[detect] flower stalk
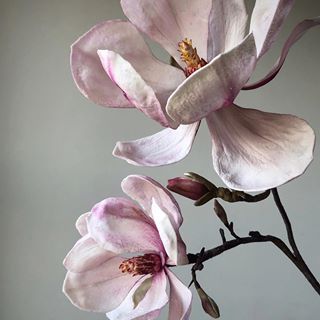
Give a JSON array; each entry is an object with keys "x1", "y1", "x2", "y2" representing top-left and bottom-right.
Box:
[{"x1": 187, "y1": 190, "x2": 320, "y2": 296}]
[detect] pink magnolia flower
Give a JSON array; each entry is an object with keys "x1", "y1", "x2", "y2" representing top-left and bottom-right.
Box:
[
  {"x1": 71, "y1": 0, "x2": 319, "y2": 191},
  {"x1": 63, "y1": 175, "x2": 192, "y2": 320}
]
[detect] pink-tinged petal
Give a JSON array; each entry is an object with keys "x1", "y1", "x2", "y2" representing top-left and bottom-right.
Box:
[
  {"x1": 98, "y1": 50, "x2": 176, "y2": 128},
  {"x1": 106, "y1": 272, "x2": 168, "y2": 320},
  {"x1": 151, "y1": 200, "x2": 188, "y2": 266},
  {"x1": 63, "y1": 234, "x2": 116, "y2": 273},
  {"x1": 72, "y1": 20, "x2": 184, "y2": 114},
  {"x1": 207, "y1": 0, "x2": 248, "y2": 60},
  {"x1": 121, "y1": 0, "x2": 212, "y2": 64},
  {"x1": 166, "y1": 34, "x2": 257, "y2": 124},
  {"x1": 87, "y1": 197, "x2": 163, "y2": 254},
  {"x1": 250, "y1": 0, "x2": 294, "y2": 58},
  {"x1": 133, "y1": 310, "x2": 161, "y2": 320},
  {"x1": 166, "y1": 268, "x2": 192, "y2": 320},
  {"x1": 121, "y1": 175, "x2": 183, "y2": 228},
  {"x1": 113, "y1": 122, "x2": 200, "y2": 166},
  {"x1": 63, "y1": 256, "x2": 143, "y2": 312},
  {"x1": 244, "y1": 17, "x2": 320, "y2": 90},
  {"x1": 71, "y1": 20, "x2": 133, "y2": 108},
  {"x1": 75, "y1": 212, "x2": 90, "y2": 236},
  {"x1": 206, "y1": 104, "x2": 315, "y2": 192}
]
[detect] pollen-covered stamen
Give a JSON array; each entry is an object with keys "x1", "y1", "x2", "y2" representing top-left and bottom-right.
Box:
[
  {"x1": 119, "y1": 253, "x2": 162, "y2": 276},
  {"x1": 178, "y1": 38, "x2": 207, "y2": 77}
]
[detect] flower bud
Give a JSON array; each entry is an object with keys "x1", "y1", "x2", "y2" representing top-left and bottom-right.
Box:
[
  {"x1": 167, "y1": 177, "x2": 209, "y2": 200},
  {"x1": 213, "y1": 200, "x2": 229, "y2": 226},
  {"x1": 196, "y1": 285, "x2": 220, "y2": 318}
]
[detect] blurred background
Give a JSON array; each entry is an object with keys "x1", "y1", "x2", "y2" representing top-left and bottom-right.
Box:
[{"x1": 1, "y1": 0, "x2": 320, "y2": 319}]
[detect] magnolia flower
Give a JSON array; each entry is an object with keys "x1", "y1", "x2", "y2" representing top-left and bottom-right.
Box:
[
  {"x1": 71, "y1": 0, "x2": 319, "y2": 191},
  {"x1": 63, "y1": 175, "x2": 192, "y2": 320}
]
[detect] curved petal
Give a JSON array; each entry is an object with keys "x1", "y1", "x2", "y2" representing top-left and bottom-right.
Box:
[
  {"x1": 121, "y1": 0, "x2": 213, "y2": 64},
  {"x1": 88, "y1": 197, "x2": 164, "y2": 254},
  {"x1": 151, "y1": 200, "x2": 187, "y2": 266},
  {"x1": 207, "y1": 0, "x2": 248, "y2": 61},
  {"x1": 206, "y1": 104, "x2": 315, "y2": 191},
  {"x1": 244, "y1": 17, "x2": 320, "y2": 90},
  {"x1": 63, "y1": 256, "x2": 143, "y2": 312},
  {"x1": 113, "y1": 122, "x2": 200, "y2": 166},
  {"x1": 166, "y1": 268, "x2": 192, "y2": 320},
  {"x1": 75, "y1": 212, "x2": 90, "y2": 236},
  {"x1": 166, "y1": 34, "x2": 257, "y2": 124},
  {"x1": 121, "y1": 175, "x2": 182, "y2": 228},
  {"x1": 63, "y1": 234, "x2": 116, "y2": 273},
  {"x1": 250, "y1": 0, "x2": 294, "y2": 58},
  {"x1": 71, "y1": 20, "x2": 184, "y2": 115},
  {"x1": 71, "y1": 20, "x2": 133, "y2": 108},
  {"x1": 106, "y1": 271, "x2": 168, "y2": 320},
  {"x1": 97, "y1": 50, "x2": 177, "y2": 128}
]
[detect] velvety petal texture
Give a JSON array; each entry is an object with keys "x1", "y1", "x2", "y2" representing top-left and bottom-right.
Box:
[
  {"x1": 113, "y1": 122, "x2": 200, "y2": 166},
  {"x1": 75, "y1": 212, "x2": 90, "y2": 236},
  {"x1": 106, "y1": 272, "x2": 168, "y2": 320},
  {"x1": 121, "y1": 175, "x2": 188, "y2": 265},
  {"x1": 72, "y1": 20, "x2": 184, "y2": 127},
  {"x1": 63, "y1": 234, "x2": 115, "y2": 273},
  {"x1": 250, "y1": 0, "x2": 294, "y2": 58},
  {"x1": 63, "y1": 256, "x2": 143, "y2": 312},
  {"x1": 63, "y1": 175, "x2": 191, "y2": 319},
  {"x1": 166, "y1": 34, "x2": 257, "y2": 124},
  {"x1": 71, "y1": 20, "x2": 133, "y2": 108},
  {"x1": 97, "y1": 50, "x2": 174, "y2": 127},
  {"x1": 207, "y1": 0, "x2": 248, "y2": 60},
  {"x1": 206, "y1": 104, "x2": 315, "y2": 191},
  {"x1": 166, "y1": 269, "x2": 192, "y2": 320},
  {"x1": 88, "y1": 197, "x2": 164, "y2": 254},
  {"x1": 121, "y1": 175, "x2": 182, "y2": 228},
  {"x1": 121, "y1": 0, "x2": 212, "y2": 64}
]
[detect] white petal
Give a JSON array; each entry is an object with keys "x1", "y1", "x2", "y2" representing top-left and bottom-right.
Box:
[
  {"x1": 113, "y1": 122, "x2": 200, "y2": 166},
  {"x1": 121, "y1": 0, "x2": 212, "y2": 64},
  {"x1": 166, "y1": 268, "x2": 192, "y2": 320},
  {"x1": 151, "y1": 199, "x2": 187, "y2": 266},
  {"x1": 88, "y1": 197, "x2": 164, "y2": 254},
  {"x1": 106, "y1": 272, "x2": 168, "y2": 320},
  {"x1": 63, "y1": 256, "x2": 143, "y2": 312},
  {"x1": 75, "y1": 212, "x2": 90, "y2": 236},
  {"x1": 166, "y1": 34, "x2": 257, "y2": 124},
  {"x1": 244, "y1": 17, "x2": 320, "y2": 89},
  {"x1": 206, "y1": 104, "x2": 315, "y2": 191},
  {"x1": 250, "y1": 0, "x2": 294, "y2": 58},
  {"x1": 63, "y1": 234, "x2": 116, "y2": 273},
  {"x1": 98, "y1": 50, "x2": 178, "y2": 128},
  {"x1": 207, "y1": 0, "x2": 248, "y2": 60}
]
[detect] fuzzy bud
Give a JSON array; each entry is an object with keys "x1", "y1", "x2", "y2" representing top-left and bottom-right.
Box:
[
  {"x1": 167, "y1": 177, "x2": 209, "y2": 200},
  {"x1": 196, "y1": 285, "x2": 220, "y2": 318}
]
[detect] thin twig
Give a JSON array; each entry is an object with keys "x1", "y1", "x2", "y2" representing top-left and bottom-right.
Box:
[
  {"x1": 188, "y1": 233, "x2": 296, "y2": 268},
  {"x1": 272, "y1": 188, "x2": 320, "y2": 295}
]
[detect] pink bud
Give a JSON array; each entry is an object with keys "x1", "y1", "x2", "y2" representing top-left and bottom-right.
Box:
[{"x1": 167, "y1": 177, "x2": 209, "y2": 200}]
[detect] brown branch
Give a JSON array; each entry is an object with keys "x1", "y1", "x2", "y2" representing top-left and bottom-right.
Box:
[{"x1": 272, "y1": 188, "x2": 320, "y2": 295}]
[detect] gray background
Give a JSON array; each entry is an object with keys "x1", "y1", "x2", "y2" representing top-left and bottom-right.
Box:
[{"x1": 1, "y1": 0, "x2": 320, "y2": 319}]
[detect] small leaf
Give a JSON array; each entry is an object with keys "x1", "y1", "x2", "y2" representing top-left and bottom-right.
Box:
[
  {"x1": 132, "y1": 277, "x2": 153, "y2": 309},
  {"x1": 196, "y1": 286, "x2": 220, "y2": 318}
]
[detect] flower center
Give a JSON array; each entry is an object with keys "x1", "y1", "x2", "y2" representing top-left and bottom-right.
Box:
[
  {"x1": 119, "y1": 253, "x2": 162, "y2": 276},
  {"x1": 178, "y1": 38, "x2": 207, "y2": 77}
]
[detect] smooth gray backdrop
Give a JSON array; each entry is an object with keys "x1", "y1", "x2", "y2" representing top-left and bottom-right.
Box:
[{"x1": 1, "y1": 0, "x2": 319, "y2": 319}]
